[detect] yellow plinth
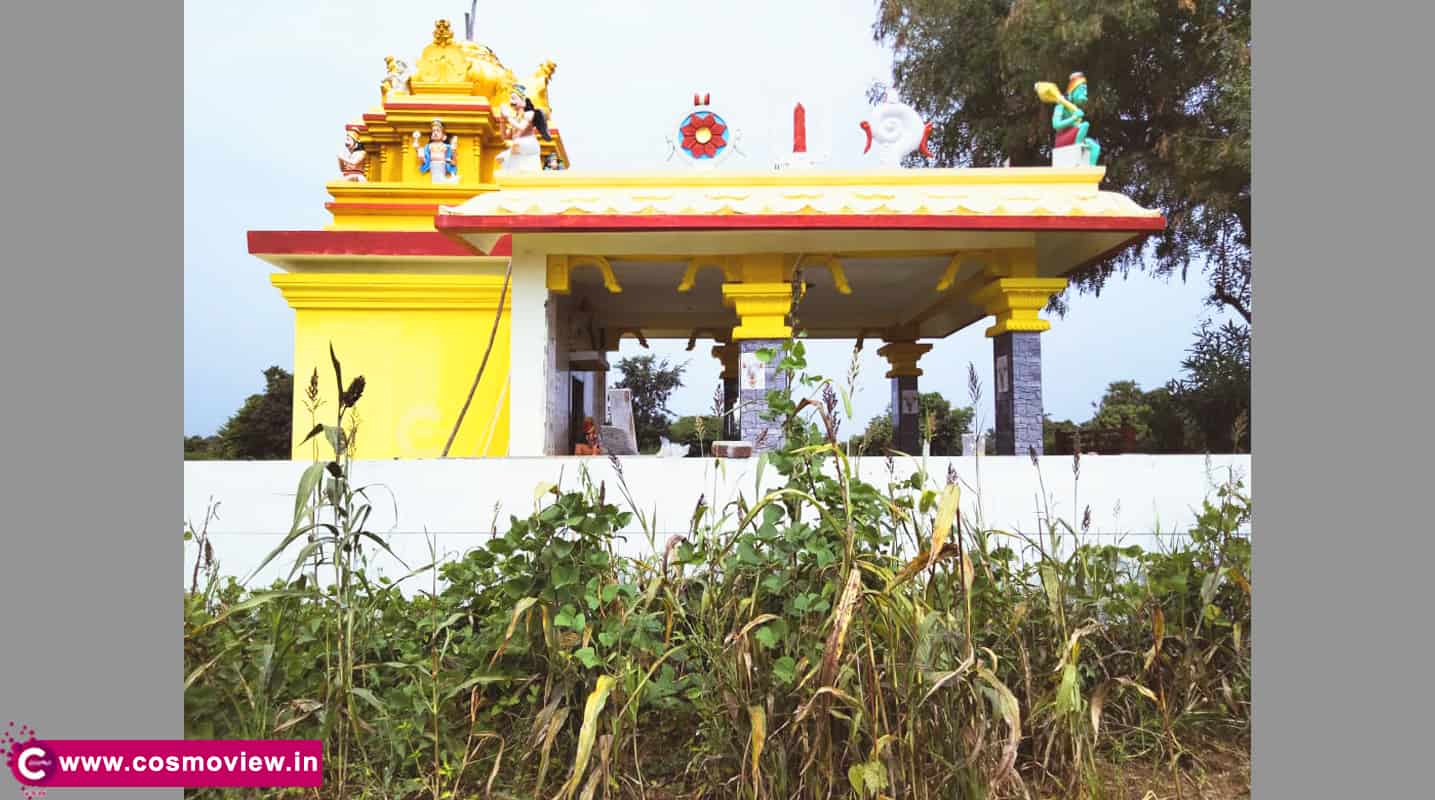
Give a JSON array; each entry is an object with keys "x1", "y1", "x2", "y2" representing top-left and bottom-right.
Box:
[
  {"x1": 273, "y1": 273, "x2": 511, "y2": 459},
  {"x1": 970, "y1": 277, "x2": 1070, "y2": 337},
  {"x1": 877, "y1": 341, "x2": 933, "y2": 378},
  {"x1": 722, "y1": 282, "x2": 794, "y2": 340}
]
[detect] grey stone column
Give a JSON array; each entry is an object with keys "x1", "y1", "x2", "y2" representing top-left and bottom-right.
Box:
[
  {"x1": 738, "y1": 339, "x2": 790, "y2": 452},
  {"x1": 890, "y1": 375, "x2": 921, "y2": 454},
  {"x1": 993, "y1": 332, "x2": 1044, "y2": 456}
]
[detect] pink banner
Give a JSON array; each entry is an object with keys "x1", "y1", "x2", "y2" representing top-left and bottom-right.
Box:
[{"x1": 6, "y1": 739, "x2": 322, "y2": 789}]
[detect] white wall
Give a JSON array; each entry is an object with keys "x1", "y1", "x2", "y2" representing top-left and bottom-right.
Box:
[{"x1": 183, "y1": 454, "x2": 1251, "y2": 591}]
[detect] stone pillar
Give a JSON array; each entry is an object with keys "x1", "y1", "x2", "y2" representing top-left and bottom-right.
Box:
[
  {"x1": 992, "y1": 332, "x2": 1043, "y2": 456},
  {"x1": 876, "y1": 340, "x2": 932, "y2": 456},
  {"x1": 711, "y1": 343, "x2": 740, "y2": 439},
  {"x1": 971, "y1": 274, "x2": 1068, "y2": 456},
  {"x1": 721, "y1": 255, "x2": 795, "y2": 453},
  {"x1": 737, "y1": 340, "x2": 789, "y2": 452}
]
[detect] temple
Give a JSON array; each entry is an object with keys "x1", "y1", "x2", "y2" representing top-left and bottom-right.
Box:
[{"x1": 248, "y1": 20, "x2": 1164, "y2": 460}]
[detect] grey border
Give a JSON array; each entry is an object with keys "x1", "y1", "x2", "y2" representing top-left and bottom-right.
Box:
[
  {"x1": 1256, "y1": 2, "x2": 1432, "y2": 796},
  {"x1": 0, "y1": 0, "x2": 181, "y2": 796}
]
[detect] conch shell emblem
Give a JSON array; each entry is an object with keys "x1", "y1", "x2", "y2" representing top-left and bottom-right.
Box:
[{"x1": 860, "y1": 89, "x2": 934, "y2": 167}]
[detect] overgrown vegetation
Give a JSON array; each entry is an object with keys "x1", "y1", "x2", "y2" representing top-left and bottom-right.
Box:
[{"x1": 185, "y1": 344, "x2": 1250, "y2": 799}]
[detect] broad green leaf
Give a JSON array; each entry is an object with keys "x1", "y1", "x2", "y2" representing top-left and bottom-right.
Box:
[
  {"x1": 754, "y1": 625, "x2": 778, "y2": 649},
  {"x1": 349, "y1": 686, "x2": 385, "y2": 715},
  {"x1": 772, "y1": 656, "x2": 797, "y2": 685},
  {"x1": 553, "y1": 564, "x2": 579, "y2": 588},
  {"x1": 574, "y1": 647, "x2": 601, "y2": 668}
]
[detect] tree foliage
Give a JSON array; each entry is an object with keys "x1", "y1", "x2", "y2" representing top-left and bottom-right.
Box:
[
  {"x1": 183, "y1": 435, "x2": 225, "y2": 461},
  {"x1": 669, "y1": 415, "x2": 724, "y2": 455},
  {"x1": 1089, "y1": 379, "x2": 1153, "y2": 441},
  {"x1": 874, "y1": 0, "x2": 1251, "y2": 321},
  {"x1": 1170, "y1": 319, "x2": 1250, "y2": 451},
  {"x1": 614, "y1": 355, "x2": 687, "y2": 453},
  {"x1": 854, "y1": 391, "x2": 974, "y2": 455},
  {"x1": 206, "y1": 366, "x2": 294, "y2": 460}
]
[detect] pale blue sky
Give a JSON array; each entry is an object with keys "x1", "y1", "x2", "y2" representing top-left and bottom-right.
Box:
[{"x1": 184, "y1": 0, "x2": 1229, "y2": 437}]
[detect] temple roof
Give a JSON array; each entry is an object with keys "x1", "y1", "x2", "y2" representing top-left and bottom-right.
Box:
[{"x1": 436, "y1": 167, "x2": 1163, "y2": 232}]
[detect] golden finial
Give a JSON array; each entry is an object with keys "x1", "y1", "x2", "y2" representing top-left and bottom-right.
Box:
[{"x1": 433, "y1": 19, "x2": 454, "y2": 47}]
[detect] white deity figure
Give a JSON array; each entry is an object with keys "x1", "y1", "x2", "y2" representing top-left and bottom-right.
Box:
[
  {"x1": 338, "y1": 130, "x2": 367, "y2": 182},
  {"x1": 497, "y1": 86, "x2": 547, "y2": 173}
]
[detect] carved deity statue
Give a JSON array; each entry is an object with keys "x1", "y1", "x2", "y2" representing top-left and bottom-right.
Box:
[
  {"x1": 338, "y1": 129, "x2": 367, "y2": 181},
  {"x1": 412, "y1": 119, "x2": 458, "y2": 183},
  {"x1": 379, "y1": 56, "x2": 411, "y2": 100},
  {"x1": 497, "y1": 87, "x2": 545, "y2": 172},
  {"x1": 1041, "y1": 72, "x2": 1101, "y2": 166}
]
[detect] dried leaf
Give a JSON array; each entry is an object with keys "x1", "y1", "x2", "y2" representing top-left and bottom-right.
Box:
[
  {"x1": 747, "y1": 704, "x2": 766, "y2": 797},
  {"x1": 534, "y1": 706, "x2": 570, "y2": 796},
  {"x1": 491, "y1": 597, "x2": 539, "y2": 666},
  {"x1": 726, "y1": 613, "x2": 780, "y2": 647},
  {"x1": 975, "y1": 666, "x2": 1022, "y2": 781},
  {"x1": 927, "y1": 484, "x2": 960, "y2": 571},
  {"x1": 820, "y1": 568, "x2": 865, "y2": 687},
  {"x1": 554, "y1": 675, "x2": 615, "y2": 800},
  {"x1": 1116, "y1": 677, "x2": 1159, "y2": 704},
  {"x1": 1090, "y1": 680, "x2": 1112, "y2": 739},
  {"x1": 921, "y1": 654, "x2": 975, "y2": 705}
]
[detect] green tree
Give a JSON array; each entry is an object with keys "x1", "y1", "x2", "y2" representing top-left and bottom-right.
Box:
[
  {"x1": 1169, "y1": 320, "x2": 1250, "y2": 452},
  {"x1": 183, "y1": 435, "x2": 224, "y2": 461},
  {"x1": 1143, "y1": 386, "x2": 1191, "y2": 453},
  {"x1": 874, "y1": 0, "x2": 1252, "y2": 322},
  {"x1": 614, "y1": 355, "x2": 687, "y2": 454},
  {"x1": 855, "y1": 392, "x2": 974, "y2": 455},
  {"x1": 1090, "y1": 380, "x2": 1152, "y2": 441},
  {"x1": 669, "y1": 415, "x2": 723, "y2": 456},
  {"x1": 215, "y1": 366, "x2": 294, "y2": 460}
]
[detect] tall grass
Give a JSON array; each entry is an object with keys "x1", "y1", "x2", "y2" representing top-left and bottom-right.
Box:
[{"x1": 184, "y1": 342, "x2": 1250, "y2": 799}]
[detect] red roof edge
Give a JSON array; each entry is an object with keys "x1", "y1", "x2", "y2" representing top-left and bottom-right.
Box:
[
  {"x1": 247, "y1": 230, "x2": 511, "y2": 258},
  {"x1": 433, "y1": 213, "x2": 1167, "y2": 234}
]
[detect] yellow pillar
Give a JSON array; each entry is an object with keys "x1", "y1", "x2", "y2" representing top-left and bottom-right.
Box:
[
  {"x1": 968, "y1": 249, "x2": 1067, "y2": 337},
  {"x1": 720, "y1": 253, "x2": 796, "y2": 340},
  {"x1": 876, "y1": 341, "x2": 933, "y2": 378},
  {"x1": 270, "y1": 272, "x2": 512, "y2": 459},
  {"x1": 968, "y1": 277, "x2": 1068, "y2": 336}
]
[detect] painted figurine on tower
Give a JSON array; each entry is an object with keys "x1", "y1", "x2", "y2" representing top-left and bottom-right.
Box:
[
  {"x1": 498, "y1": 86, "x2": 548, "y2": 172},
  {"x1": 1042, "y1": 72, "x2": 1101, "y2": 166},
  {"x1": 338, "y1": 129, "x2": 367, "y2": 181},
  {"x1": 413, "y1": 119, "x2": 458, "y2": 182}
]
